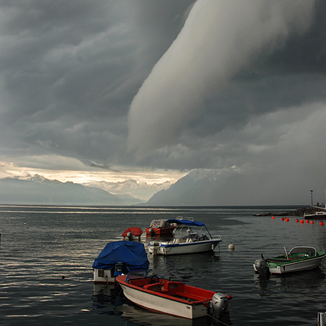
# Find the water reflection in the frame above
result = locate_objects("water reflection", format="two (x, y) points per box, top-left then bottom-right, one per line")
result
(254, 267), (325, 298)
(150, 251), (221, 281)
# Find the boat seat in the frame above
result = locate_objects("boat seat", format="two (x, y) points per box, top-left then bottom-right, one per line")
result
(162, 281), (185, 295)
(129, 278), (151, 287)
(143, 282), (162, 292)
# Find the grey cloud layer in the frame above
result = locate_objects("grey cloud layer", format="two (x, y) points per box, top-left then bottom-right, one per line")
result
(0, 0), (192, 164)
(0, 0), (325, 185)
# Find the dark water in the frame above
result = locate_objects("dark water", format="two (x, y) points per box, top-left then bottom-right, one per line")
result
(1, 205), (326, 326)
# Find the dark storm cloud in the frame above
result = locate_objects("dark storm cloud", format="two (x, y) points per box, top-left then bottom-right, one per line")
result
(0, 0), (193, 164)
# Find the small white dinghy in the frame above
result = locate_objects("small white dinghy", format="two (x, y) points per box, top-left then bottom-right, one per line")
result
(254, 246), (326, 275)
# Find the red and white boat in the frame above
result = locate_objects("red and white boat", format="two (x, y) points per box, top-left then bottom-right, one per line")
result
(145, 219), (177, 236)
(122, 227), (143, 241)
(116, 273), (231, 319)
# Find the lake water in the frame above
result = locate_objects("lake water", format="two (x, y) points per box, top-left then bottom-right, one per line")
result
(1, 205), (326, 326)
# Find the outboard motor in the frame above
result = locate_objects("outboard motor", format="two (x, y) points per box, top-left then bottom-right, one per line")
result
(114, 262), (124, 276)
(149, 228), (155, 236)
(127, 231), (132, 240)
(209, 292), (232, 317)
(254, 258), (269, 275)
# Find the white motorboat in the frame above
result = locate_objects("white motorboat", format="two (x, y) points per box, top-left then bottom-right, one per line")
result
(92, 241), (149, 283)
(116, 272), (231, 319)
(254, 246), (326, 275)
(147, 219), (221, 255)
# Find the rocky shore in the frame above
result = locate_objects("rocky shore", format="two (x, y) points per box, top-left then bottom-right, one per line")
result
(254, 206), (326, 217)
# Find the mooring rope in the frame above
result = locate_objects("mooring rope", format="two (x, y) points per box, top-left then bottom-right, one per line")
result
(206, 313), (231, 326)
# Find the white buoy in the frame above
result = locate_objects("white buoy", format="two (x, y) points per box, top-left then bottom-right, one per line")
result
(228, 244), (234, 251)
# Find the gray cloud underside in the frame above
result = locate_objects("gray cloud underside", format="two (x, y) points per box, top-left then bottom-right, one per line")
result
(0, 0), (193, 164)
(0, 0), (325, 188)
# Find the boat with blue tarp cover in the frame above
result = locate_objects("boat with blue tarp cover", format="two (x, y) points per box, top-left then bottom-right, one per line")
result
(92, 241), (149, 283)
(147, 219), (222, 255)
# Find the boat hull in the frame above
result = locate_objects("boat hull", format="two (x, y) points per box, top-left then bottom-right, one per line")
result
(93, 268), (115, 284)
(148, 240), (221, 255)
(268, 255), (325, 274)
(304, 212), (326, 220)
(122, 235), (141, 241)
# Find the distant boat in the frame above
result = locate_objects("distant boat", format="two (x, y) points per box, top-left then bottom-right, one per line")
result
(147, 219), (221, 255)
(303, 211), (326, 219)
(122, 227), (143, 241)
(116, 272), (231, 319)
(253, 246), (326, 275)
(92, 241), (149, 284)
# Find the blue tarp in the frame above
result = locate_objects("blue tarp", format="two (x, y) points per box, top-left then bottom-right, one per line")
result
(167, 219), (205, 227)
(92, 241), (149, 270)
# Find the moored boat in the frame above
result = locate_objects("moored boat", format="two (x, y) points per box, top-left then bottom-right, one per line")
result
(148, 219), (221, 255)
(92, 241), (149, 284)
(122, 227), (143, 241)
(303, 211), (326, 219)
(254, 246), (326, 275)
(145, 219), (177, 236)
(116, 272), (231, 319)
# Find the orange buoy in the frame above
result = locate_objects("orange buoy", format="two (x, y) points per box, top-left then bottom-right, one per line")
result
(281, 217), (284, 221)
(295, 219), (299, 222)
(285, 218), (289, 222)
(310, 220), (314, 224)
(300, 220), (304, 224)
(320, 221), (324, 226)
(306, 220), (309, 223)
(272, 216), (275, 219)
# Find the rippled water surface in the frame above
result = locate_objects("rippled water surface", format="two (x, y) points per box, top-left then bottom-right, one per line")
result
(1, 205), (326, 325)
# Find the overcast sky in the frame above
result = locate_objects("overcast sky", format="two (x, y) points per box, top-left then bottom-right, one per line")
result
(0, 0), (325, 203)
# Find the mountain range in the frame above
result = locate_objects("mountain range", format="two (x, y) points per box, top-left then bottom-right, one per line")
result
(0, 169), (319, 206)
(0, 175), (141, 206)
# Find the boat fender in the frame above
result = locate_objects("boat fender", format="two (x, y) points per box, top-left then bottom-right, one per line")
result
(209, 292), (231, 317)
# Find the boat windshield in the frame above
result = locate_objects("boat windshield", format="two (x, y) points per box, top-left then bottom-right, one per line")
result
(172, 224), (211, 241)
(126, 270), (149, 281)
(288, 247), (316, 256)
